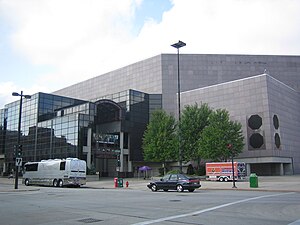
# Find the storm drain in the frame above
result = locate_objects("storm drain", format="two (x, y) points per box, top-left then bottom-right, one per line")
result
(169, 199), (181, 202)
(77, 218), (103, 223)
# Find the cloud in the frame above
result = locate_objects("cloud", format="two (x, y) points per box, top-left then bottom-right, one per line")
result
(4, 0), (136, 61)
(137, 0), (300, 55)
(0, 0), (300, 109)
(0, 82), (18, 107)
(0, 81), (50, 108)
(0, 0), (145, 95)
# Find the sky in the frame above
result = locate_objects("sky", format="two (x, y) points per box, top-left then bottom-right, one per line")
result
(1, 0), (300, 109)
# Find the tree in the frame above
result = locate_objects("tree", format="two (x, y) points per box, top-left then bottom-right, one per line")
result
(180, 103), (212, 165)
(142, 110), (178, 174)
(198, 109), (244, 162)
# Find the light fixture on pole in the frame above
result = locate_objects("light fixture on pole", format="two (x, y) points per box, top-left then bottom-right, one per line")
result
(171, 40), (186, 173)
(12, 91), (31, 189)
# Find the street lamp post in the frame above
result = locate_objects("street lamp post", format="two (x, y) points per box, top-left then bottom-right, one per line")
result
(227, 143), (237, 188)
(171, 40), (186, 173)
(12, 91), (31, 189)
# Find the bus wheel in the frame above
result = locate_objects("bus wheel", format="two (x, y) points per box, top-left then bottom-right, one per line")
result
(224, 177), (228, 182)
(219, 177), (224, 182)
(58, 179), (63, 188)
(25, 179), (30, 186)
(53, 179), (58, 187)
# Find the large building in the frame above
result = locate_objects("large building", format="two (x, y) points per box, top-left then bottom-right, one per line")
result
(1, 54), (300, 176)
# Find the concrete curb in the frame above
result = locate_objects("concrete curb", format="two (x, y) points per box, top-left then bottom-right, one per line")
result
(1, 175), (300, 193)
(0, 188), (40, 193)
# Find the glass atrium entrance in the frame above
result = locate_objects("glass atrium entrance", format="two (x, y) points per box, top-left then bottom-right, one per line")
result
(87, 99), (131, 177)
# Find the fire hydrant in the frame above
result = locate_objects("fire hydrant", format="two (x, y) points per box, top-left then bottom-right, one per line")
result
(125, 181), (129, 188)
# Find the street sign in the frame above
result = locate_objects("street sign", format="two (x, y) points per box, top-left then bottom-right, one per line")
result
(16, 157), (22, 166)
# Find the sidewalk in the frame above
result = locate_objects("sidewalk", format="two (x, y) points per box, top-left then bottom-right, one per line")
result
(0, 177), (40, 192)
(87, 175), (300, 192)
(1, 175), (300, 192)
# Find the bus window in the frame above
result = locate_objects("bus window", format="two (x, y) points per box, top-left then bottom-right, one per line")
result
(25, 163), (38, 171)
(60, 161), (66, 170)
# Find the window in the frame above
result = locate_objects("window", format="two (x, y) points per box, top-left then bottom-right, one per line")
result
(170, 174), (178, 181)
(60, 161), (66, 170)
(178, 174), (186, 180)
(25, 163), (38, 171)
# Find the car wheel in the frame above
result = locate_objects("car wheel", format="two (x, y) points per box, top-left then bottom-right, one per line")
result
(25, 179), (30, 186)
(224, 177), (228, 182)
(151, 184), (158, 192)
(188, 189), (195, 192)
(219, 177), (224, 182)
(58, 179), (63, 188)
(176, 184), (183, 192)
(163, 189), (168, 192)
(53, 179), (58, 187)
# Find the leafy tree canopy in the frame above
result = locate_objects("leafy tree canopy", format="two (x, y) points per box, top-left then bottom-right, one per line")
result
(142, 110), (178, 163)
(198, 109), (244, 162)
(180, 103), (212, 161)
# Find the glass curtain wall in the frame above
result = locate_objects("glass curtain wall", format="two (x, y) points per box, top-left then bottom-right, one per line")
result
(4, 94), (38, 173)
(2, 93), (88, 173)
(0, 108), (8, 155)
(0, 108), (8, 174)
(1, 90), (161, 175)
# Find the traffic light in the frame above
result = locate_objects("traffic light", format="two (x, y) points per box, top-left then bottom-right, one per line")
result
(13, 145), (17, 160)
(17, 144), (22, 157)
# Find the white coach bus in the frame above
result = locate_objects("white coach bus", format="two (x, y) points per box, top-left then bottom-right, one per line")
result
(22, 158), (86, 187)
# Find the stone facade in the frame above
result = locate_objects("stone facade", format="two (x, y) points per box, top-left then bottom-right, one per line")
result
(53, 54), (300, 175)
(181, 74), (300, 175)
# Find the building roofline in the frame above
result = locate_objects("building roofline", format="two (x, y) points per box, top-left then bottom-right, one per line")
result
(181, 73), (298, 95)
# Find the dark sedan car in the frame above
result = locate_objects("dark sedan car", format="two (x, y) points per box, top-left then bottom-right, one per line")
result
(147, 174), (201, 192)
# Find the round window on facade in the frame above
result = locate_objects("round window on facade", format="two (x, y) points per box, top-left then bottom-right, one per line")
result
(275, 133), (281, 148)
(248, 115), (262, 130)
(273, 115), (279, 129)
(249, 133), (264, 149)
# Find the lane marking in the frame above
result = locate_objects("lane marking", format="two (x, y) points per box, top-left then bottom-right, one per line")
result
(132, 192), (295, 225)
(288, 219), (300, 225)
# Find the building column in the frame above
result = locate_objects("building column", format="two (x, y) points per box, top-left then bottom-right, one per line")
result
(50, 119), (53, 158)
(246, 163), (251, 176)
(280, 163), (284, 175)
(82, 128), (92, 170)
(120, 132), (124, 172)
(3, 161), (6, 175)
(127, 134), (132, 172)
(34, 123), (38, 161)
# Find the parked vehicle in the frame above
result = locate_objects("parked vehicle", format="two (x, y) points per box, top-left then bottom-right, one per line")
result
(22, 158), (86, 187)
(147, 174), (201, 192)
(206, 162), (246, 182)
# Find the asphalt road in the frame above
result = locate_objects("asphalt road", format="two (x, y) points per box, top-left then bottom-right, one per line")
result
(1, 186), (299, 225)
